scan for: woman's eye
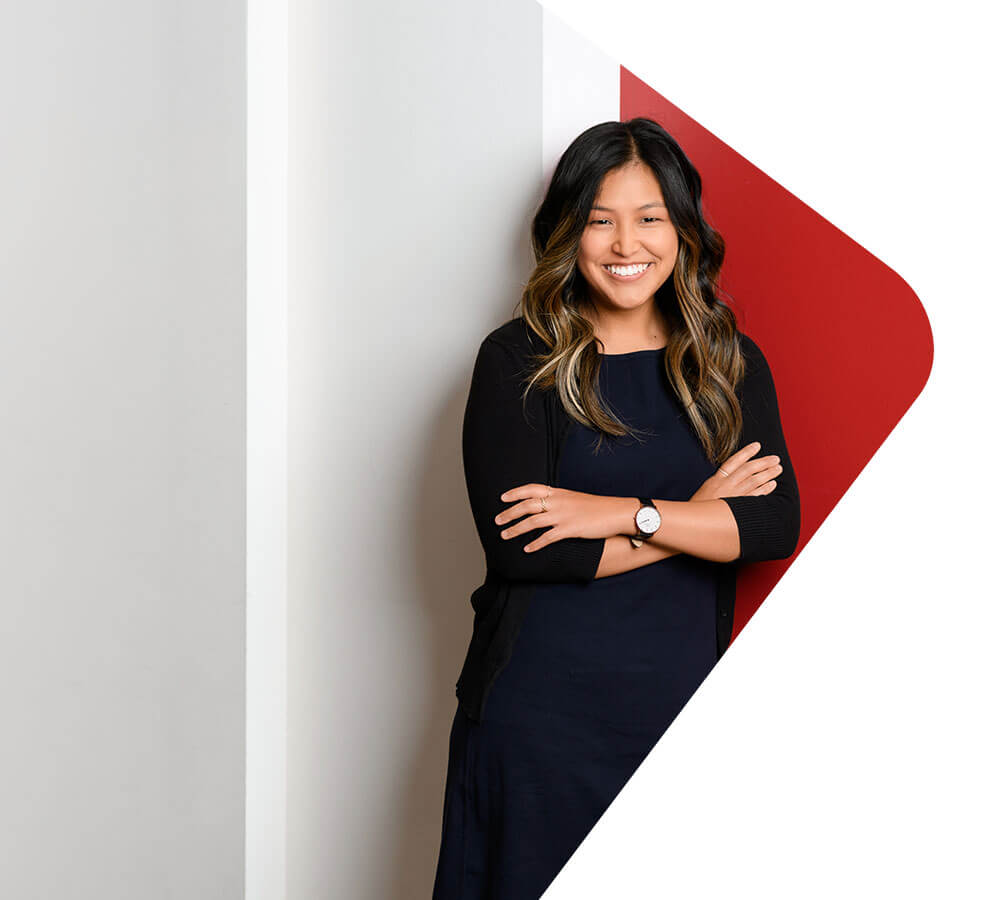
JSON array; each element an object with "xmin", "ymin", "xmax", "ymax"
[{"xmin": 588, "ymin": 217, "xmax": 662, "ymax": 225}]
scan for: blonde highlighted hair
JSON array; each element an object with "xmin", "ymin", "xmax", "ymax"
[{"xmin": 513, "ymin": 118, "xmax": 746, "ymax": 464}]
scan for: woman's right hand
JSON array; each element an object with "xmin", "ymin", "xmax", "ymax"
[{"xmin": 689, "ymin": 441, "xmax": 783, "ymax": 502}]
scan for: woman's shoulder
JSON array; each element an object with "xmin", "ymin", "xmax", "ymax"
[
  {"xmin": 735, "ymin": 330, "xmax": 773, "ymax": 374},
  {"xmin": 733, "ymin": 330, "xmax": 782, "ymax": 403},
  {"xmin": 475, "ymin": 316, "xmax": 547, "ymax": 373},
  {"xmin": 735, "ymin": 329, "xmax": 763, "ymax": 359},
  {"xmin": 481, "ymin": 315, "xmax": 534, "ymax": 353}
]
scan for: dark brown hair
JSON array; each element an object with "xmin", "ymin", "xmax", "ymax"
[{"xmin": 516, "ymin": 117, "xmax": 745, "ymax": 464}]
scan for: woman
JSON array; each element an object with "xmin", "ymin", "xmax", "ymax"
[{"xmin": 432, "ymin": 118, "xmax": 800, "ymax": 899}]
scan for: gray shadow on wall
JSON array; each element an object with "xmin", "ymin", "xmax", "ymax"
[
  {"xmin": 379, "ymin": 381, "xmax": 480, "ymax": 898},
  {"xmin": 306, "ymin": 1, "xmax": 549, "ymax": 892},
  {"xmin": 376, "ymin": 307, "xmax": 520, "ymax": 899}
]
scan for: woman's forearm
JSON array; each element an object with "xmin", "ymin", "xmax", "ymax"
[
  {"xmin": 595, "ymin": 533, "xmax": 683, "ymax": 578},
  {"xmin": 611, "ymin": 496, "xmax": 741, "ymax": 564}
]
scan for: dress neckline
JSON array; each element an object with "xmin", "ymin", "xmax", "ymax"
[{"xmin": 597, "ymin": 347, "xmax": 666, "ymax": 359}]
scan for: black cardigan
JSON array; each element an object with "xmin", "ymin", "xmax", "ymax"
[{"xmin": 455, "ymin": 316, "xmax": 800, "ymax": 722}]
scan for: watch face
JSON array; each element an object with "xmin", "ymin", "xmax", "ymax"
[{"xmin": 636, "ymin": 505, "xmax": 660, "ymax": 535}]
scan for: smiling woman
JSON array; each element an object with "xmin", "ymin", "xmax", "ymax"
[
  {"xmin": 432, "ymin": 117, "xmax": 800, "ymax": 900},
  {"xmin": 580, "ymin": 168, "xmax": 678, "ymax": 313}
]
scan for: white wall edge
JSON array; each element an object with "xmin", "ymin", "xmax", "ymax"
[
  {"xmin": 541, "ymin": 6, "xmax": 620, "ymax": 184},
  {"xmin": 247, "ymin": 0, "xmax": 288, "ymax": 897}
]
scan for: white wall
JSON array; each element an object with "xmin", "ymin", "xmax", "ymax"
[
  {"xmin": 0, "ymin": 2, "xmax": 246, "ymax": 897},
  {"xmin": 287, "ymin": 0, "xmax": 546, "ymax": 896},
  {"xmin": 7, "ymin": 2, "xmax": 994, "ymax": 898}
]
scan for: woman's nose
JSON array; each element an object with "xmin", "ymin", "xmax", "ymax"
[{"xmin": 613, "ymin": 225, "xmax": 640, "ymax": 255}]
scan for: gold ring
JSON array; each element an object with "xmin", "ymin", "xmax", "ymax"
[{"xmin": 719, "ymin": 467, "xmax": 731, "ymax": 477}]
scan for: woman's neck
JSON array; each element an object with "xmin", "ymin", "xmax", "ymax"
[{"xmin": 582, "ymin": 304, "xmax": 670, "ymax": 354}]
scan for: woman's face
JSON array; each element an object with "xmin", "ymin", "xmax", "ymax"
[{"xmin": 576, "ymin": 162, "xmax": 679, "ymax": 314}]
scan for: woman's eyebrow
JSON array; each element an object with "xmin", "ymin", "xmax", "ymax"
[{"xmin": 591, "ymin": 202, "xmax": 667, "ymax": 211}]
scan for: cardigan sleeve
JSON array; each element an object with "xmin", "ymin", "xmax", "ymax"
[
  {"xmin": 462, "ymin": 336, "xmax": 606, "ymax": 583},
  {"xmin": 719, "ymin": 333, "xmax": 801, "ymax": 562}
]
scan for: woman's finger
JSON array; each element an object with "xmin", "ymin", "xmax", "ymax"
[
  {"xmin": 723, "ymin": 455, "xmax": 781, "ymax": 492},
  {"xmin": 499, "ymin": 483, "xmax": 550, "ymax": 503},
  {"xmin": 737, "ymin": 462, "xmax": 781, "ymax": 492},
  {"xmin": 523, "ymin": 526, "xmax": 562, "ymax": 553},
  {"xmin": 745, "ymin": 470, "xmax": 780, "ymax": 496},
  {"xmin": 719, "ymin": 441, "xmax": 763, "ymax": 474},
  {"xmin": 500, "ymin": 512, "xmax": 555, "ymax": 541},
  {"xmin": 495, "ymin": 495, "xmax": 551, "ymax": 526},
  {"xmin": 728, "ymin": 453, "xmax": 779, "ymax": 480},
  {"xmin": 739, "ymin": 454, "xmax": 780, "ymax": 476}
]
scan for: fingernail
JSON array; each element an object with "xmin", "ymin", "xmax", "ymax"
[{"xmin": 752, "ymin": 441, "xmax": 761, "ymax": 450}]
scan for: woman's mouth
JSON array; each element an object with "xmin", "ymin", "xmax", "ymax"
[{"xmin": 602, "ymin": 262, "xmax": 653, "ymax": 282}]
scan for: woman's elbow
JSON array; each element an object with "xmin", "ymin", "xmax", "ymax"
[
  {"xmin": 484, "ymin": 543, "xmax": 538, "ymax": 583},
  {"xmin": 731, "ymin": 500, "xmax": 801, "ymax": 563},
  {"xmin": 770, "ymin": 505, "xmax": 801, "ymax": 561},
  {"xmin": 483, "ymin": 535, "xmax": 604, "ymax": 584}
]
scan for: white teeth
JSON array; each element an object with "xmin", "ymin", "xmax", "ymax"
[{"xmin": 604, "ymin": 263, "xmax": 651, "ymax": 276}]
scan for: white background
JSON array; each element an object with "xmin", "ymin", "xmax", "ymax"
[
  {"xmin": 282, "ymin": 1, "xmax": 999, "ymax": 896},
  {"xmin": 2, "ymin": 1, "xmax": 991, "ymax": 898},
  {"xmin": 539, "ymin": 1, "xmax": 999, "ymax": 897}
]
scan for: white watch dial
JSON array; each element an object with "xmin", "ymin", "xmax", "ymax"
[{"xmin": 636, "ymin": 506, "xmax": 660, "ymax": 534}]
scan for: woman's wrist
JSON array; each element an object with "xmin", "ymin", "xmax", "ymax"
[{"xmin": 613, "ymin": 496, "xmax": 639, "ymax": 538}]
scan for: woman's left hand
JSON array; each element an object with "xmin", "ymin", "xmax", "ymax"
[{"xmin": 495, "ymin": 484, "xmax": 626, "ymax": 552}]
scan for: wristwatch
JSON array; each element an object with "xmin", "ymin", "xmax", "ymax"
[{"xmin": 630, "ymin": 496, "xmax": 661, "ymax": 549}]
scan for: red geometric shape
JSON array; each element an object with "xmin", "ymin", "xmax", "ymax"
[{"xmin": 621, "ymin": 67, "xmax": 934, "ymax": 642}]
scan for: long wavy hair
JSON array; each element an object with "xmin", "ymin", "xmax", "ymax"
[{"xmin": 514, "ymin": 117, "xmax": 746, "ymax": 465}]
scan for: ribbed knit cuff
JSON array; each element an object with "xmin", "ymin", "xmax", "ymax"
[
  {"xmin": 546, "ymin": 536, "xmax": 605, "ymax": 582},
  {"xmin": 721, "ymin": 495, "xmax": 782, "ymax": 562}
]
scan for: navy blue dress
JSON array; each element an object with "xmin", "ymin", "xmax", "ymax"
[{"xmin": 433, "ymin": 348, "xmax": 720, "ymax": 899}]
